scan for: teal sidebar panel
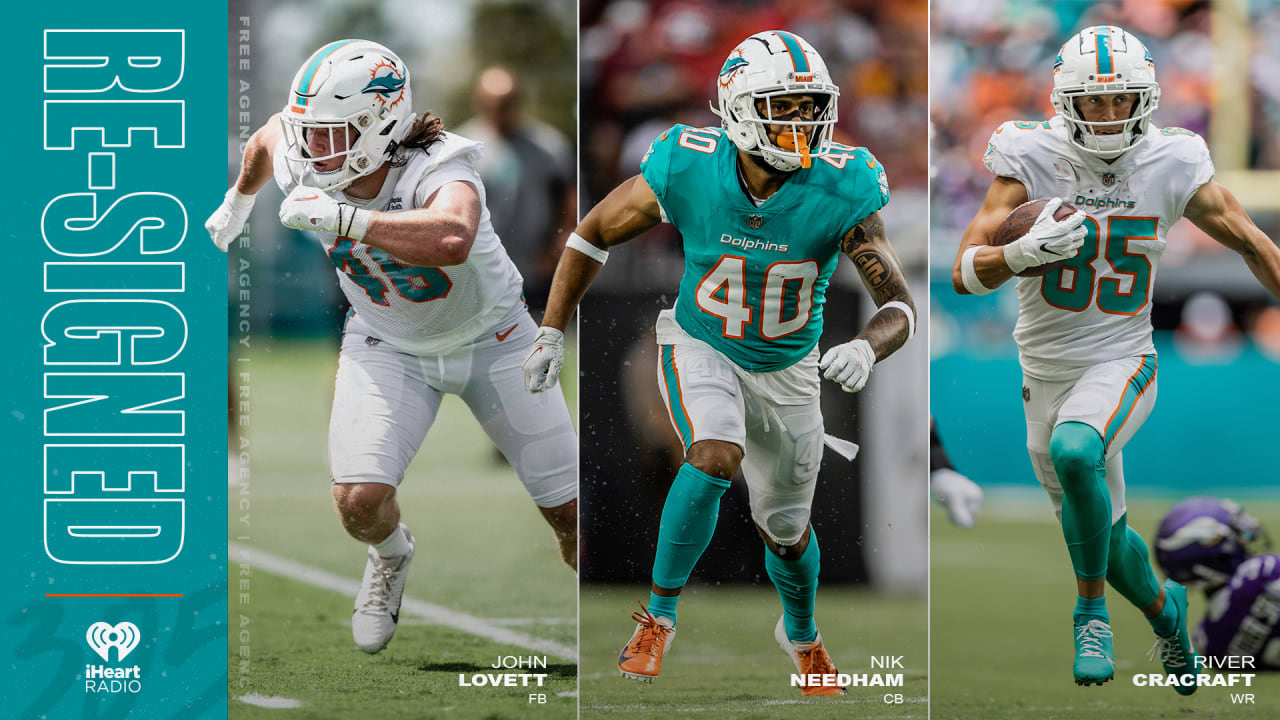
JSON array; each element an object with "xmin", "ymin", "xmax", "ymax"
[{"xmin": 3, "ymin": 5, "xmax": 228, "ymax": 719}]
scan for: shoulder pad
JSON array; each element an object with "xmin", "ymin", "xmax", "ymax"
[
  {"xmin": 640, "ymin": 124, "xmax": 719, "ymax": 200},
  {"xmin": 984, "ymin": 120, "xmax": 1055, "ymax": 181},
  {"xmin": 1153, "ymin": 126, "xmax": 1211, "ymax": 165}
]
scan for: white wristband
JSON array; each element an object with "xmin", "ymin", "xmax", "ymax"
[
  {"xmin": 1001, "ymin": 241, "xmax": 1030, "ymax": 275},
  {"xmin": 879, "ymin": 300, "xmax": 915, "ymax": 339},
  {"xmin": 339, "ymin": 205, "xmax": 371, "ymax": 241},
  {"xmin": 230, "ymin": 189, "xmax": 257, "ymax": 208},
  {"xmin": 961, "ymin": 246, "xmax": 996, "ymax": 295},
  {"xmin": 566, "ymin": 232, "xmax": 609, "ymax": 264}
]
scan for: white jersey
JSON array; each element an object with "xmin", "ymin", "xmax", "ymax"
[
  {"xmin": 273, "ymin": 132, "xmax": 524, "ymax": 356},
  {"xmin": 983, "ymin": 115, "xmax": 1214, "ymax": 380}
]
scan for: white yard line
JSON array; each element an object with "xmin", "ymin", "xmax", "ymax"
[
  {"xmin": 230, "ymin": 542, "xmax": 576, "ymax": 661},
  {"xmin": 236, "ymin": 694, "xmax": 305, "ymax": 709},
  {"xmin": 488, "ymin": 617, "xmax": 578, "ymax": 626},
  {"xmin": 397, "ymin": 617, "xmax": 576, "ymax": 627}
]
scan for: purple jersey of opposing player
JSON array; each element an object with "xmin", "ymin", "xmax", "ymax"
[{"xmin": 1195, "ymin": 553, "xmax": 1280, "ymax": 671}]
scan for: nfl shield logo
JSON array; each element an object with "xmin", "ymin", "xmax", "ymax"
[
  {"xmin": 1102, "ymin": 172, "xmax": 1116, "ymax": 186},
  {"xmin": 747, "ymin": 215, "xmax": 763, "ymax": 229}
]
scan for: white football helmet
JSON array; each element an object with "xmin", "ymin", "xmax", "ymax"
[
  {"xmin": 279, "ymin": 40, "xmax": 418, "ymax": 191},
  {"xmin": 711, "ymin": 30, "xmax": 840, "ymax": 172},
  {"xmin": 1051, "ymin": 25, "xmax": 1160, "ymax": 158}
]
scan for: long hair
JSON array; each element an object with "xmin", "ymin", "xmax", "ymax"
[{"xmin": 387, "ymin": 111, "xmax": 445, "ymax": 167}]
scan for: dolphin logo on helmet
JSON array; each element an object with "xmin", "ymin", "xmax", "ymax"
[
  {"xmin": 362, "ymin": 60, "xmax": 407, "ymax": 108},
  {"xmin": 719, "ymin": 55, "xmax": 750, "ymax": 87}
]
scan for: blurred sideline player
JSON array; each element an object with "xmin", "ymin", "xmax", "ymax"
[
  {"xmin": 950, "ymin": 25, "xmax": 1280, "ymax": 690},
  {"xmin": 930, "ymin": 417, "xmax": 983, "ymax": 528},
  {"xmin": 1155, "ymin": 497, "xmax": 1279, "ymax": 670},
  {"xmin": 457, "ymin": 67, "xmax": 575, "ymax": 314},
  {"xmin": 524, "ymin": 31, "xmax": 916, "ymax": 694},
  {"xmin": 205, "ymin": 40, "xmax": 577, "ymax": 654}
]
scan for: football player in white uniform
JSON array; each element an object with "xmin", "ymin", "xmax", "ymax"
[
  {"xmin": 952, "ymin": 25, "xmax": 1280, "ymax": 690},
  {"xmin": 206, "ymin": 40, "xmax": 578, "ymax": 654}
]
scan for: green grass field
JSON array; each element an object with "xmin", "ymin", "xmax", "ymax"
[
  {"xmin": 579, "ymin": 585, "xmax": 927, "ymax": 719},
  {"xmin": 931, "ymin": 497, "xmax": 1280, "ymax": 720},
  {"xmin": 228, "ymin": 338, "xmax": 578, "ymax": 720}
]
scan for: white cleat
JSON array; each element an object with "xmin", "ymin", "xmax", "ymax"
[{"xmin": 352, "ymin": 524, "xmax": 414, "ymax": 654}]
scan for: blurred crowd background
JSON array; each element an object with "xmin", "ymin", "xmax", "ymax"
[
  {"xmin": 578, "ymin": 0, "xmax": 930, "ymax": 593},
  {"xmin": 223, "ymin": 0, "xmax": 576, "ymax": 329},
  {"xmin": 931, "ymin": 0, "xmax": 1280, "ymax": 498}
]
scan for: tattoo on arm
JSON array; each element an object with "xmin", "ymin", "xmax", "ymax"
[
  {"xmin": 843, "ymin": 214, "xmax": 906, "ymax": 304},
  {"xmin": 843, "ymin": 212, "xmax": 914, "ymax": 360},
  {"xmin": 841, "ymin": 213, "xmax": 882, "ymax": 254}
]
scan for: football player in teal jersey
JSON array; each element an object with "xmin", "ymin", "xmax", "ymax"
[{"xmin": 524, "ymin": 30, "xmax": 916, "ymax": 692}]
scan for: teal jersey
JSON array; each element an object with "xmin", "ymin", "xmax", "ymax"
[{"xmin": 641, "ymin": 124, "xmax": 889, "ymax": 372}]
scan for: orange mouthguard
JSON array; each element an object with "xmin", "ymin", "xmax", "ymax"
[{"xmin": 777, "ymin": 131, "xmax": 811, "ymax": 168}]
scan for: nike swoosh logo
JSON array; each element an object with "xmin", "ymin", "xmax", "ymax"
[
  {"xmin": 495, "ymin": 324, "xmax": 518, "ymax": 342},
  {"xmin": 866, "ymin": 160, "xmax": 876, "ymax": 169},
  {"xmin": 1038, "ymin": 242, "xmax": 1065, "ymax": 257},
  {"xmin": 995, "ymin": 127, "xmax": 1004, "ymax": 134},
  {"xmin": 296, "ymin": 194, "xmax": 319, "ymax": 201}
]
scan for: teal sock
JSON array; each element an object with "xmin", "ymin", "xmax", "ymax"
[
  {"xmin": 646, "ymin": 592, "xmax": 679, "ymax": 624},
  {"xmin": 650, "ymin": 463, "xmax": 732, "ymax": 609},
  {"xmin": 1149, "ymin": 593, "xmax": 1179, "ymax": 637},
  {"xmin": 1105, "ymin": 513, "xmax": 1161, "ymax": 610},
  {"xmin": 1051, "ymin": 422, "xmax": 1111, "ymax": 581},
  {"xmin": 765, "ymin": 529, "xmax": 821, "ymax": 644},
  {"xmin": 1074, "ymin": 595, "xmax": 1109, "ymax": 624}
]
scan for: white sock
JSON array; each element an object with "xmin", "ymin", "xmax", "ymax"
[{"xmin": 372, "ymin": 524, "xmax": 411, "ymax": 558}]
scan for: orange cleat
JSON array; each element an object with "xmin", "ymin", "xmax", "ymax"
[
  {"xmin": 618, "ymin": 601, "xmax": 676, "ymax": 683},
  {"xmin": 775, "ymin": 617, "xmax": 847, "ymax": 697}
]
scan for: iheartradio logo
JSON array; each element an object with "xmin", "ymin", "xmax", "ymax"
[{"xmin": 86, "ymin": 621, "xmax": 140, "ymax": 662}]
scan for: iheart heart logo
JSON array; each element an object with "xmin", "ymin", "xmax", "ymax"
[{"xmin": 86, "ymin": 621, "xmax": 141, "ymax": 662}]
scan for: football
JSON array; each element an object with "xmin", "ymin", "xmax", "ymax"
[{"xmin": 993, "ymin": 198, "xmax": 1078, "ymax": 277}]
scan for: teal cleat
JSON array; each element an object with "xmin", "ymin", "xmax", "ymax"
[
  {"xmin": 1147, "ymin": 580, "xmax": 1202, "ymax": 696},
  {"xmin": 1073, "ymin": 617, "xmax": 1115, "ymax": 686}
]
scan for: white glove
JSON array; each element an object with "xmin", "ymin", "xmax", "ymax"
[
  {"xmin": 820, "ymin": 338, "xmax": 876, "ymax": 393},
  {"xmin": 1003, "ymin": 197, "xmax": 1087, "ymax": 274},
  {"xmin": 931, "ymin": 468, "xmax": 984, "ymax": 528},
  {"xmin": 278, "ymin": 185, "xmax": 370, "ymax": 239},
  {"xmin": 205, "ymin": 188, "xmax": 256, "ymax": 252},
  {"xmin": 523, "ymin": 327, "xmax": 565, "ymax": 393}
]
